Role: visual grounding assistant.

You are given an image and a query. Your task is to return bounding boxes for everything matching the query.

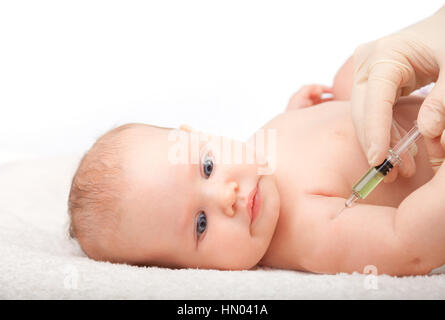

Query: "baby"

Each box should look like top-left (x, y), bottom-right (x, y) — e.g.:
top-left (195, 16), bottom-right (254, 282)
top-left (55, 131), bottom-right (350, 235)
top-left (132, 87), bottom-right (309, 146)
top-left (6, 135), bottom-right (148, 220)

top-left (68, 57), bottom-right (445, 276)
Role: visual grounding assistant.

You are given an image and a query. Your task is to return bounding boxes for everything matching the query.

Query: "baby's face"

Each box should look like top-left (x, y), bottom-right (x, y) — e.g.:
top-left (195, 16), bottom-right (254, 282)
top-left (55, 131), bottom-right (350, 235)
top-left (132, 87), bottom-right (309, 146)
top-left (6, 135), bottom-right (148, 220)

top-left (114, 126), bottom-right (280, 269)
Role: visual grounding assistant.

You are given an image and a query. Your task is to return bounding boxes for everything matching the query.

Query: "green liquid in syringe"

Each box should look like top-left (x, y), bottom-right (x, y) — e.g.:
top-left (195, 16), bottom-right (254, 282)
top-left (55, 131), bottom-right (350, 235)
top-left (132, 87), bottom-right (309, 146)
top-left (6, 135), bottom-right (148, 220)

top-left (352, 167), bottom-right (385, 199)
top-left (352, 158), bottom-right (394, 199)
top-left (346, 124), bottom-right (419, 207)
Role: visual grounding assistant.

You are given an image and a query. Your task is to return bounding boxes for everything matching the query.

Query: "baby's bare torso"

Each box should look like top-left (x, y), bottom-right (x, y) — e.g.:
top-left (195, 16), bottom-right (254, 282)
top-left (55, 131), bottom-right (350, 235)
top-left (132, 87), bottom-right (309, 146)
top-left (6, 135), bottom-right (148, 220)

top-left (256, 97), bottom-right (434, 271)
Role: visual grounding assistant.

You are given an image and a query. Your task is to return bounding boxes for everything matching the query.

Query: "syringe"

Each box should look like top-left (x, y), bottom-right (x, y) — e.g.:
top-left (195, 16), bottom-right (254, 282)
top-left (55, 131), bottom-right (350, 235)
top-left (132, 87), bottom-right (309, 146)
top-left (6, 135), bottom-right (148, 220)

top-left (345, 122), bottom-right (422, 208)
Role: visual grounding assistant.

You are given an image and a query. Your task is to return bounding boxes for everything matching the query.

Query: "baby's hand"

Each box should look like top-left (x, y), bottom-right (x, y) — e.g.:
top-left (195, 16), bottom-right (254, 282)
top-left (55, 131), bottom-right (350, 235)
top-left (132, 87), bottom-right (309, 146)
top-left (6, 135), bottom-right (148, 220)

top-left (286, 84), bottom-right (333, 112)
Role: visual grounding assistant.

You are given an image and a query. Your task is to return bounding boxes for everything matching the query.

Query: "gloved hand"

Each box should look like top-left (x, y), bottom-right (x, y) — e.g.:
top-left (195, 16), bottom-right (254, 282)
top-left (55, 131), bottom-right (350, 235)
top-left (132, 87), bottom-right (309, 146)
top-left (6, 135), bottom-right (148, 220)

top-left (351, 5), bottom-right (445, 178)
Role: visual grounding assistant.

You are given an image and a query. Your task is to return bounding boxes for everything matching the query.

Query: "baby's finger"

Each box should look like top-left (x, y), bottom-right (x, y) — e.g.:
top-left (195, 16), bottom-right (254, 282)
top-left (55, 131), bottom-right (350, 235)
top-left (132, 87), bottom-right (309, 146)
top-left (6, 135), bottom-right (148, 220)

top-left (308, 85), bottom-right (329, 97)
top-left (306, 84), bottom-right (331, 94)
top-left (309, 85), bottom-right (333, 104)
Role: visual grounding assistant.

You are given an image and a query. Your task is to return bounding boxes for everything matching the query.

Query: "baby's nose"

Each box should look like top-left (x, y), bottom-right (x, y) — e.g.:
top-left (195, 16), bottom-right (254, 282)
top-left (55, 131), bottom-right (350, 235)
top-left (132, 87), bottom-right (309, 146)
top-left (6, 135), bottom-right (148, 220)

top-left (220, 181), bottom-right (238, 217)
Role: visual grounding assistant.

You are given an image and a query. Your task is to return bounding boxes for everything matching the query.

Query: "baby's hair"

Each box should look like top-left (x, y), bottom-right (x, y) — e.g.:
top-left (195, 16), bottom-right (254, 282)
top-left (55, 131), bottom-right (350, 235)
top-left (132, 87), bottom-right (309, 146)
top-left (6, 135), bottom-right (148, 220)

top-left (68, 123), bottom-right (147, 260)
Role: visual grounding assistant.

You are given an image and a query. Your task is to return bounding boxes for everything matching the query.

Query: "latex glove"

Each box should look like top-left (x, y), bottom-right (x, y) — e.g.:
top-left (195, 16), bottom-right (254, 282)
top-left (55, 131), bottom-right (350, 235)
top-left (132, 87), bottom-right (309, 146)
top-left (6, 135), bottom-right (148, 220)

top-left (286, 84), bottom-right (333, 111)
top-left (351, 5), bottom-right (445, 177)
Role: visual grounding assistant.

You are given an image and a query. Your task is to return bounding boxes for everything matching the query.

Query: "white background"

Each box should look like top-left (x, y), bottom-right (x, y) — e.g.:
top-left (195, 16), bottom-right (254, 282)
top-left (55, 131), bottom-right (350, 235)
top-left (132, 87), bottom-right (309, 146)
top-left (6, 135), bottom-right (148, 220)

top-left (0, 0), bottom-right (443, 164)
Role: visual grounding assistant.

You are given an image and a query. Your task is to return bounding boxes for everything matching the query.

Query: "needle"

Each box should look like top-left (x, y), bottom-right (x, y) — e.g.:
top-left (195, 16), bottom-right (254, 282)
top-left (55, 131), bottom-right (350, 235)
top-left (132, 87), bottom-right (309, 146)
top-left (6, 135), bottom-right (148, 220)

top-left (333, 205), bottom-right (346, 219)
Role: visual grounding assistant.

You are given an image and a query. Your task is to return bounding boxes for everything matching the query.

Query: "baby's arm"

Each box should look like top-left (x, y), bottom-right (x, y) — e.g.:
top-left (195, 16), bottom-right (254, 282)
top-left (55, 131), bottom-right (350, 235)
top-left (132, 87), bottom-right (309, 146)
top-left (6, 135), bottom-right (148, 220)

top-left (299, 162), bottom-right (445, 276)
top-left (286, 56), bottom-right (353, 111)
top-left (331, 56), bottom-right (354, 100)
top-left (286, 84), bottom-right (333, 111)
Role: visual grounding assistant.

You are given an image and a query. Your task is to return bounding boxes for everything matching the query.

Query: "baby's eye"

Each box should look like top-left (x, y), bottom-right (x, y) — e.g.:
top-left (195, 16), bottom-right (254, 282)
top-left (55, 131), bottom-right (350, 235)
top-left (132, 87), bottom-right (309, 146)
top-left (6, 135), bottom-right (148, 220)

top-left (196, 211), bottom-right (207, 238)
top-left (202, 153), bottom-right (214, 179)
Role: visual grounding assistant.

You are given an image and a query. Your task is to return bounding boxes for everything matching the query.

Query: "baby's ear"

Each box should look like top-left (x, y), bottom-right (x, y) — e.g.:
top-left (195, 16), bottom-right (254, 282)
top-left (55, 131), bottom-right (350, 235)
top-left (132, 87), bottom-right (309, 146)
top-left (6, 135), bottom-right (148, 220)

top-left (179, 124), bottom-right (194, 132)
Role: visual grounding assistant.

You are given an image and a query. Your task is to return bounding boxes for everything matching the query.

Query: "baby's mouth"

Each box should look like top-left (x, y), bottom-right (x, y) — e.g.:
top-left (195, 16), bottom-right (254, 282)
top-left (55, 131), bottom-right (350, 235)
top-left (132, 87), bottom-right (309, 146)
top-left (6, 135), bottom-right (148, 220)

top-left (247, 179), bottom-right (262, 225)
top-left (251, 183), bottom-right (262, 224)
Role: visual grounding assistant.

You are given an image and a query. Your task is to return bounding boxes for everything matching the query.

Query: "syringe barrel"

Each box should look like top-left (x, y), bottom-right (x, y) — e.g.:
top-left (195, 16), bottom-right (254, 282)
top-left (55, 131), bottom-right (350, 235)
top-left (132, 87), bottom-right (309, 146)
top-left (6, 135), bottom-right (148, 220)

top-left (391, 122), bottom-right (421, 156)
top-left (346, 122), bottom-right (422, 208)
top-left (351, 156), bottom-right (395, 200)
top-left (351, 166), bottom-right (386, 199)
top-left (349, 122), bottom-right (422, 202)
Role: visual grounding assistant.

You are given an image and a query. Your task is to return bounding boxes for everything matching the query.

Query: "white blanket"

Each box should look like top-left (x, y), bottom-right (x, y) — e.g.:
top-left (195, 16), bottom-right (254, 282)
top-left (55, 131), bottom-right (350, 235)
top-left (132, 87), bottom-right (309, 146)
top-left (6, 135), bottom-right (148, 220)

top-left (1, 156), bottom-right (444, 299)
